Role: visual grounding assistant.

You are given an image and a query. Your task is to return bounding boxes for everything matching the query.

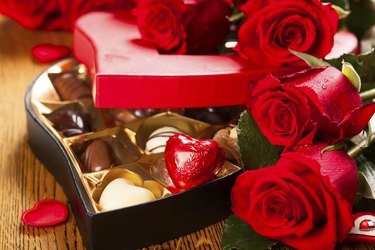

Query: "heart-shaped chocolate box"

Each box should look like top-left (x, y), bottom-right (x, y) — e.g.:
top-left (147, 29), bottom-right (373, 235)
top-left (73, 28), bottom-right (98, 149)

top-left (22, 12), bottom-right (274, 250)
top-left (26, 58), bottom-right (242, 250)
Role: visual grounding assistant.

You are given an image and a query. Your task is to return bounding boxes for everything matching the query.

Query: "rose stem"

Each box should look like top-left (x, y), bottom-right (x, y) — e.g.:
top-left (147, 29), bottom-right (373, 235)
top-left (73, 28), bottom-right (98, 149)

top-left (347, 132), bottom-right (375, 158)
top-left (360, 88), bottom-right (375, 102)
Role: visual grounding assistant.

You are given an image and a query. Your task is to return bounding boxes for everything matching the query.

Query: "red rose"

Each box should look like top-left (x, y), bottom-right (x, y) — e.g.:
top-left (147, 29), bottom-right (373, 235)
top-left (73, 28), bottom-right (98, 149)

top-left (248, 66), bottom-right (375, 146)
top-left (183, 0), bottom-right (232, 54)
top-left (0, 0), bottom-right (126, 31)
top-left (236, 0), bottom-right (338, 67)
top-left (60, 0), bottom-right (125, 30)
top-left (231, 144), bottom-right (358, 250)
top-left (0, 0), bottom-right (63, 30)
top-left (134, 0), bottom-right (187, 54)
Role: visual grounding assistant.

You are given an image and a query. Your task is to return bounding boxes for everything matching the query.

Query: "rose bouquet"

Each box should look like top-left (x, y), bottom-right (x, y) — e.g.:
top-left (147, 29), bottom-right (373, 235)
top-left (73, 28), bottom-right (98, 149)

top-left (218, 0), bottom-right (375, 249)
top-left (132, 0), bottom-right (375, 248)
top-left (3, 0), bottom-right (375, 249)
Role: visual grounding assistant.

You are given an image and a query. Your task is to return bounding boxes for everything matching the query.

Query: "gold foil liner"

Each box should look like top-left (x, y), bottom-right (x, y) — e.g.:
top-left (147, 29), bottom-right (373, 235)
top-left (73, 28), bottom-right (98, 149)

top-left (86, 167), bottom-right (171, 212)
top-left (66, 127), bottom-right (142, 173)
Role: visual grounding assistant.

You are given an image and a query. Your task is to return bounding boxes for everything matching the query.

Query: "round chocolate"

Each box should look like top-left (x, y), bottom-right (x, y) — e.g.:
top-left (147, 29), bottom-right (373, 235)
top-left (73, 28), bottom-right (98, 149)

top-left (145, 126), bottom-right (183, 153)
top-left (46, 105), bottom-right (91, 137)
top-left (111, 109), bottom-right (158, 125)
top-left (184, 107), bottom-right (240, 125)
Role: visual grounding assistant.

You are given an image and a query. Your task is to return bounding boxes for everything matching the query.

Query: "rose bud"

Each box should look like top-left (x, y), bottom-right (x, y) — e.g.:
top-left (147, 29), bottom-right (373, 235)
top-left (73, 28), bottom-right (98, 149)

top-left (183, 0), bottom-right (232, 54)
top-left (231, 144), bottom-right (358, 250)
top-left (247, 66), bottom-right (375, 146)
top-left (236, 0), bottom-right (338, 67)
top-left (220, 0), bottom-right (246, 9)
top-left (63, 0), bottom-right (130, 30)
top-left (134, 0), bottom-right (187, 54)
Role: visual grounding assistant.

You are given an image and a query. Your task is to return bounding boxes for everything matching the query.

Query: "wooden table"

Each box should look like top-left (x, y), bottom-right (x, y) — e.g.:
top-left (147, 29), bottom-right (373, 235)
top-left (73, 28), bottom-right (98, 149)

top-left (0, 15), bottom-right (374, 250)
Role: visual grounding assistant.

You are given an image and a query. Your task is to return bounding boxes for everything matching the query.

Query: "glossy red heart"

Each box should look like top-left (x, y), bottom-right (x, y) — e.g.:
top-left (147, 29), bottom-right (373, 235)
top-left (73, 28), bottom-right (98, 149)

top-left (164, 134), bottom-right (225, 190)
top-left (21, 200), bottom-right (68, 227)
top-left (31, 44), bottom-right (71, 63)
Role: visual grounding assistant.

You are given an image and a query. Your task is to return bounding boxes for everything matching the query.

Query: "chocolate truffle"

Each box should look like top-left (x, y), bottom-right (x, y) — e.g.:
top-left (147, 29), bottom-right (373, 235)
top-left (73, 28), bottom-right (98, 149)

top-left (145, 126), bottom-right (183, 153)
top-left (111, 109), bottom-right (157, 125)
top-left (99, 178), bottom-right (156, 211)
top-left (52, 73), bottom-right (92, 101)
top-left (46, 105), bottom-right (91, 137)
top-left (184, 107), bottom-right (241, 125)
top-left (81, 139), bottom-right (113, 172)
top-left (212, 127), bottom-right (240, 162)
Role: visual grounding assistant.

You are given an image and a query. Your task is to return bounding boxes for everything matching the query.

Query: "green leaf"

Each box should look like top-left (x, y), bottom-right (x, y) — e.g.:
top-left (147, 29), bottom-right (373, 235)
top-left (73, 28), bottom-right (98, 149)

top-left (354, 194), bottom-right (375, 212)
top-left (326, 54), bottom-right (363, 76)
top-left (357, 161), bottom-right (375, 199)
top-left (237, 111), bottom-right (283, 170)
top-left (228, 12), bottom-right (245, 23)
top-left (342, 61), bottom-right (361, 91)
top-left (358, 48), bottom-right (375, 87)
top-left (332, 4), bottom-right (351, 19)
top-left (359, 87), bottom-right (375, 102)
top-left (321, 142), bottom-right (348, 154)
top-left (326, 49), bottom-right (375, 91)
top-left (361, 26), bottom-right (375, 53)
top-left (289, 49), bottom-right (331, 67)
top-left (366, 121), bottom-right (374, 147)
top-left (322, 0), bottom-right (349, 9)
top-left (347, 0), bottom-right (375, 39)
top-left (223, 215), bottom-right (278, 250)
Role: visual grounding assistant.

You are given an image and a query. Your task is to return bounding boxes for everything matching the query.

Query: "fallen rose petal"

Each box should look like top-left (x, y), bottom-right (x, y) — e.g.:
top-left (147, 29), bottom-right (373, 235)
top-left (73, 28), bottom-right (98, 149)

top-left (31, 44), bottom-right (71, 63)
top-left (21, 199), bottom-right (68, 227)
top-left (325, 31), bottom-right (359, 60)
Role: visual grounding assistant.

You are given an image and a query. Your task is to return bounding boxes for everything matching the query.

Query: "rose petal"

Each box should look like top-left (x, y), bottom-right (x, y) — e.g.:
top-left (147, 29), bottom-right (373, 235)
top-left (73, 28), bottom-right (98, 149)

top-left (21, 200), bottom-right (68, 227)
top-left (290, 67), bottom-right (362, 124)
top-left (31, 44), bottom-right (71, 63)
top-left (284, 144), bottom-right (358, 204)
top-left (340, 102), bottom-right (375, 139)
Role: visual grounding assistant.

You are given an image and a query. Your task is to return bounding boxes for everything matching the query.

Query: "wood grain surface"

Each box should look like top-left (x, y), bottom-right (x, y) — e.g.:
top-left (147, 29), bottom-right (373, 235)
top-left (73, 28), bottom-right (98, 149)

top-left (1, 15), bottom-right (375, 250)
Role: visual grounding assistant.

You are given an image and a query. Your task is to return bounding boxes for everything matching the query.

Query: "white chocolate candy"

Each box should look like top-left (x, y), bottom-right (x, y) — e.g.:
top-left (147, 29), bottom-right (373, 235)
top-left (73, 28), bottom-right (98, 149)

top-left (145, 126), bottom-right (182, 153)
top-left (99, 178), bottom-right (156, 211)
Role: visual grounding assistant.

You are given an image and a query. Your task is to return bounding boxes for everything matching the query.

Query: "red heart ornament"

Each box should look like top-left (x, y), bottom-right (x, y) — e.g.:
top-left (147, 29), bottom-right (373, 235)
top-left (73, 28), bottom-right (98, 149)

top-left (164, 134), bottom-right (225, 190)
top-left (31, 44), bottom-right (71, 63)
top-left (347, 212), bottom-right (375, 243)
top-left (21, 200), bottom-right (68, 227)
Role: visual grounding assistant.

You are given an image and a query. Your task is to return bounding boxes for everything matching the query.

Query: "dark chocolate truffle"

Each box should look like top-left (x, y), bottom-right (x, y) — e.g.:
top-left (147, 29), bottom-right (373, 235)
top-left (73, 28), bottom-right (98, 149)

top-left (184, 107), bottom-right (240, 125)
top-left (46, 105), bottom-right (91, 137)
top-left (81, 139), bottom-right (113, 172)
top-left (52, 73), bottom-right (92, 101)
top-left (111, 109), bottom-right (158, 125)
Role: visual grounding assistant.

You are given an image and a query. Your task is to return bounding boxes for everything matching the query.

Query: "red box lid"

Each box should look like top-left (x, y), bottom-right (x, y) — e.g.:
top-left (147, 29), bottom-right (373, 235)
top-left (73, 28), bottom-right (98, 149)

top-left (73, 12), bottom-right (293, 108)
